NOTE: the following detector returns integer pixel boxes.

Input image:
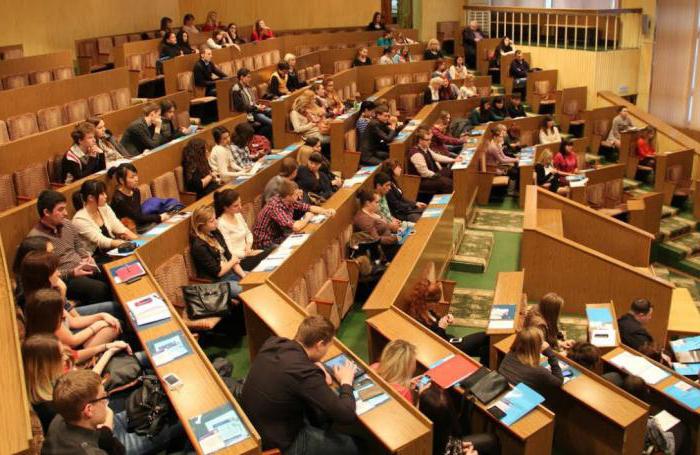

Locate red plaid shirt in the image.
[253,196,309,249]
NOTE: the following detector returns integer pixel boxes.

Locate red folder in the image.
[426,355,480,389]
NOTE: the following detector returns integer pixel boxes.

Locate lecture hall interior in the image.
[1,0,700,454]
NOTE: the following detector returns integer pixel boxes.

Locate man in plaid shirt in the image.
[253,179,335,249]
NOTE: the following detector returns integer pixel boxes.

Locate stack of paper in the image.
[610,351,670,385]
[672,362,700,377]
[664,381,700,410]
[191,404,250,454]
[252,234,310,272]
[421,208,443,219]
[490,383,545,426]
[586,307,617,347]
[518,147,535,166]
[426,354,480,389]
[110,260,146,284]
[147,331,192,366]
[488,304,516,330]
[451,148,476,170]
[309,214,327,224]
[430,194,452,205]
[353,374,390,415]
[126,293,170,326]
[567,175,589,188]
[654,410,680,432]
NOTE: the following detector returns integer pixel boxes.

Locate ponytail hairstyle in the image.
[71,179,106,211]
[213,189,240,218]
[107,162,138,187]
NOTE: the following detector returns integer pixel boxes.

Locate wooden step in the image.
[667,288,700,338]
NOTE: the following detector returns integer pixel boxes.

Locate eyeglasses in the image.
[88,394,109,404]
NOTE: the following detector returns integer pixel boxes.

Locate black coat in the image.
[193,59,227,88]
[618,314,654,350]
[120,118,162,156]
[385,182,419,220]
[189,230,231,281]
[359,119,397,162]
[295,165,334,200]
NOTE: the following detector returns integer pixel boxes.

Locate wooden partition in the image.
[0,90,190,176]
[366,305,556,455]
[0,67,130,121]
[580,105,621,155]
[0,234,33,454]
[0,50,72,80]
[354,60,446,97]
[654,148,695,201]
[602,345,700,455]
[241,283,434,454]
[315,43,426,75]
[500,52,531,95]
[492,334,648,455]
[525,69,559,114]
[363,197,455,317]
[521,186,674,343]
[475,38,502,76]
[0,44,23,60]
[0,114,246,272]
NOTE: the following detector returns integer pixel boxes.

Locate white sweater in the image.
[72,206,129,253]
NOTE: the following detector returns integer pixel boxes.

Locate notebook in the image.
[426,354,480,389]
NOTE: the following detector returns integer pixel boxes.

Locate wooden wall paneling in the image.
[0,50,73,79]
[0,44,23,60]
[592,48,640,104]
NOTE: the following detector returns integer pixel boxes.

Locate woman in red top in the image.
[251,19,274,41]
[201,10,222,32]
[431,110,467,157]
[636,127,656,167]
[372,339,423,404]
[553,139,579,184]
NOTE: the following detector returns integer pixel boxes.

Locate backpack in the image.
[125,374,170,437]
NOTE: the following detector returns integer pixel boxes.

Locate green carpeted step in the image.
[469,208,524,233]
[680,256,700,280]
[450,287,495,328]
[662,205,679,219]
[453,217,466,250]
[623,178,642,191]
[659,216,697,240]
[559,314,589,344]
[665,232,700,258]
[451,229,494,273]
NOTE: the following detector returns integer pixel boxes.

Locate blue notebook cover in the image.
[145,331,192,366]
[673,363,700,377]
[670,335,700,353]
[585,307,613,324]
[490,304,516,320]
[190,403,249,453]
[430,194,452,205]
[664,381,700,410]
[421,208,443,219]
[499,383,545,426]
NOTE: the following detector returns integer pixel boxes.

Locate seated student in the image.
[356,100,376,140]
[432,111,467,156]
[202,10,222,32]
[253,180,335,249]
[190,205,244,295]
[214,189,269,273]
[158,16,173,38]
[24,283,119,365]
[354,190,399,260]
[233,121,262,164]
[159,31,182,59]
[269,61,291,98]
[539,116,561,144]
[309,81,331,116]
[263,157,298,203]
[449,56,469,81]
[524,293,574,352]
[567,341,624,386]
[242,315,359,453]
[636,127,656,167]
[469,98,494,126]
[618,299,666,354]
[72,180,138,261]
[423,77,444,105]
[440,75,460,101]
[120,103,163,157]
[12,236,53,313]
[109,163,170,234]
[367,11,387,31]
[535,150,564,194]
[373,174,402,233]
[377,30,394,47]
[407,278,489,360]
[22,333,131,434]
[509,50,530,96]
[290,90,331,147]
[553,139,579,184]
[493,36,516,70]
[227,23,246,44]
[284,53,306,91]
[28,191,111,305]
[607,106,633,148]
[43,368,185,455]
[61,122,106,185]
[207,29,239,50]
[209,126,251,182]
[500,124,521,157]
[231,67,273,137]
[181,12,199,35]
[407,128,455,194]
[424,38,444,60]
[457,74,478,100]
[378,159,426,222]
[322,78,345,118]
[296,152,337,201]
[352,47,372,67]
[251,19,274,41]
[622,375,683,454]
[182,137,222,199]
[359,105,398,165]
[86,117,128,165]
[176,29,198,55]
[432,59,449,79]
[378,46,395,65]
[420,385,499,455]
[489,96,508,121]
[159,100,190,144]
[506,93,527,118]
[498,326,564,397]
[486,128,518,175]
[393,45,412,64]
[193,46,228,97]
[372,339,418,403]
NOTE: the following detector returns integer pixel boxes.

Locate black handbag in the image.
[126,374,170,437]
[102,353,142,394]
[181,282,231,319]
[470,370,508,404]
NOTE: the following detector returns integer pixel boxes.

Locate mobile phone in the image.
[487,405,507,419]
[449,337,463,344]
[163,373,183,390]
[415,375,431,389]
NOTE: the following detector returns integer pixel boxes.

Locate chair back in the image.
[63,99,90,124]
[7,113,39,140]
[29,70,52,85]
[110,88,131,110]
[151,171,180,200]
[88,93,115,116]
[37,106,65,131]
[0,174,16,210]
[14,163,50,199]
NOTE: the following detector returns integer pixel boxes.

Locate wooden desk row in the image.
[0,50,71,81]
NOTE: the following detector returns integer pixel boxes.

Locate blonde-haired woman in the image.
[498,326,564,397]
[423,39,444,60]
[423,77,444,105]
[535,149,569,196]
[290,90,330,144]
[189,205,245,291]
[284,53,306,91]
[459,74,478,99]
[323,78,345,117]
[374,340,422,403]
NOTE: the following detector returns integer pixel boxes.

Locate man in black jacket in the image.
[119,103,162,157]
[462,20,488,69]
[509,50,530,98]
[359,105,398,165]
[231,67,272,138]
[506,94,527,118]
[618,299,656,350]
[193,46,228,96]
[241,315,360,454]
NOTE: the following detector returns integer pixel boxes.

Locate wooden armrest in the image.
[50,183,65,189]
[189,276,214,284]
[16,195,31,203]
[179,191,197,206]
[263,450,282,455]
